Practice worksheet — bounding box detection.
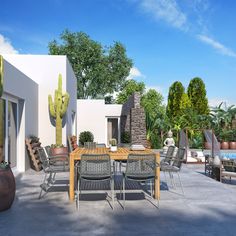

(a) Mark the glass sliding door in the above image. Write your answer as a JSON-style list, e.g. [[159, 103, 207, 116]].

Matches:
[[0, 99, 5, 162]]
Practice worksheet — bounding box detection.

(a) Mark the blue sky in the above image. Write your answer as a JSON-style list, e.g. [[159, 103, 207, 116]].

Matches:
[[0, 0, 236, 106]]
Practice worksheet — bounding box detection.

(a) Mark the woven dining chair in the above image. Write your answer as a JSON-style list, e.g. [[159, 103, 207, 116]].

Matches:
[[160, 145, 176, 168], [161, 147, 186, 195], [84, 142, 97, 149], [38, 147, 69, 199], [75, 154, 114, 209], [121, 153, 159, 209]]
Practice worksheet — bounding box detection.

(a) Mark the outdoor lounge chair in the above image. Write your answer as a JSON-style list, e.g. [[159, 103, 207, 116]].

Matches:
[[121, 153, 159, 209], [205, 154, 214, 176], [38, 147, 69, 199], [161, 147, 186, 195], [220, 160, 236, 183], [75, 154, 114, 209]]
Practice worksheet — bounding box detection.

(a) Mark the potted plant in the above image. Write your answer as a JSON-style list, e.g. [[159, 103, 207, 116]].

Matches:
[[121, 131, 131, 147], [109, 138, 117, 152], [0, 161, 15, 211], [220, 130, 230, 150], [79, 131, 94, 146], [48, 74, 70, 156], [229, 129, 236, 149]]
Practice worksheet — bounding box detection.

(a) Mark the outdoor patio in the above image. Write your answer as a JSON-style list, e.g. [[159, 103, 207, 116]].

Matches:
[[1, 163, 236, 236]]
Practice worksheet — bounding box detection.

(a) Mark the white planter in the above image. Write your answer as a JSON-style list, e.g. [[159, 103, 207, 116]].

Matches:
[[110, 146, 117, 152]]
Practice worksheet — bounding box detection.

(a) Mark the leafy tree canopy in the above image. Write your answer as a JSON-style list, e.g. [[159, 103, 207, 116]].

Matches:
[[166, 81, 185, 119], [141, 89, 165, 120], [116, 79, 145, 104], [48, 30, 133, 99], [187, 77, 209, 115], [179, 93, 191, 112]]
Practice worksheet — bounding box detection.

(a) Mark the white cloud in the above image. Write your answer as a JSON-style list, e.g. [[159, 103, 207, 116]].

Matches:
[[197, 34, 236, 58], [0, 34, 18, 54], [127, 67, 144, 80], [134, 1, 236, 58], [139, 0, 187, 30], [208, 98, 236, 108]]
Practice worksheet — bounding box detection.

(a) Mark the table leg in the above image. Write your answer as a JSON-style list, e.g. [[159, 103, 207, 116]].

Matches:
[[69, 155, 75, 201], [155, 153, 160, 200]]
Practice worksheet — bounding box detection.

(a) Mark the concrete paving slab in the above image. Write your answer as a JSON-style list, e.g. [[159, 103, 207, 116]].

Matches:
[[1, 164, 236, 236]]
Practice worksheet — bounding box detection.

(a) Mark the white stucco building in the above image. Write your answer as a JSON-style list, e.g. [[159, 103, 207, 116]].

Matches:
[[1, 55, 77, 172], [77, 100, 122, 146]]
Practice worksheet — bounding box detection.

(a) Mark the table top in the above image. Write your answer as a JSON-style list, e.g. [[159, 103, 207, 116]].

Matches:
[[70, 147, 157, 160]]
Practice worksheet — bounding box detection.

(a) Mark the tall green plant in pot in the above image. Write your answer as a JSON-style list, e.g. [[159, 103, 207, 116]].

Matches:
[[48, 74, 70, 155]]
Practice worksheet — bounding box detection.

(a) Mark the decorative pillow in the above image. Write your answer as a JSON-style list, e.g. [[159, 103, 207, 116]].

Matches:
[[213, 155, 221, 166]]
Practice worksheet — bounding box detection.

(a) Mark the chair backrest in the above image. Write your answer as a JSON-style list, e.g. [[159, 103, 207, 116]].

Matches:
[[96, 143, 106, 148], [163, 146, 176, 163], [37, 147, 50, 170], [172, 147, 186, 169], [44, 146, 51, 157], [67, 136, 73, 153], [80, 154, 111, 178], [84, 142, 96, 149], [125, 154, 156, 177]]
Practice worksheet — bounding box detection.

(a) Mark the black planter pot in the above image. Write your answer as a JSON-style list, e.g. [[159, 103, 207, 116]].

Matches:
[[0, 167, 15, 211]]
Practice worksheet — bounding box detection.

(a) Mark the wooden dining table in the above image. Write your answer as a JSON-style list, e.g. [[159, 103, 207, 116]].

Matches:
[[69, 147, 160, 201]]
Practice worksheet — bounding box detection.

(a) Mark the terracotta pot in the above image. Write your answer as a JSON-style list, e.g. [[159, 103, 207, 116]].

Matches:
[[204, 142, 211, 149], [0, 167, 15, 211], [50, 147, 68, 156], [204, 142, 221, 149], [221, 141, 229, 150], [71, 136, 77, 142], [229, 141, 236, 149], [72, 144, 78, 150]]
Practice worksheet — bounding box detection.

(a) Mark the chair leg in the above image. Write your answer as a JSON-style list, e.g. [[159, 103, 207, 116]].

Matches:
[[168, 172, 175, 188], [47, 172, 53, 184], [154, 178, 159, 208], [150, 179, 153, 197], [76, 178, 80, 210], [52, 173, 56, 183], [177, 172, 184, 196], [123, 176, 125, 210], [39, 173, 48, 199], [110, 178, 114, 210]]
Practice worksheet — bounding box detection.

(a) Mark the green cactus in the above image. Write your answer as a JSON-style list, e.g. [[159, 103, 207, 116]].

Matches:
[[48, 74, 70, 146], [0, 55, 3, 97], [109, 138, 117, 146]]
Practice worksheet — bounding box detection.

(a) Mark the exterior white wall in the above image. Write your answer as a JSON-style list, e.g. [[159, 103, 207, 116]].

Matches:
[[2, 54, 77, 172], [3, 59, 38, 171], [77, 100, 122, 144], [3, 55, 76, 147], [66, 59, 77, 137]]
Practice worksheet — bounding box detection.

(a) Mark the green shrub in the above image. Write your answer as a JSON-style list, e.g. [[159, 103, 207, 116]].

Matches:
[[121, 131, 131, 143], [79, 131, 94, 145], [150, 132, 162, 149]]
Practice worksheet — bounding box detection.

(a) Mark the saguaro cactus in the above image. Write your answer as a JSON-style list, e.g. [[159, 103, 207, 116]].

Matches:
[[48, 74, 70, 146], [0, 55, 3, 97]]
